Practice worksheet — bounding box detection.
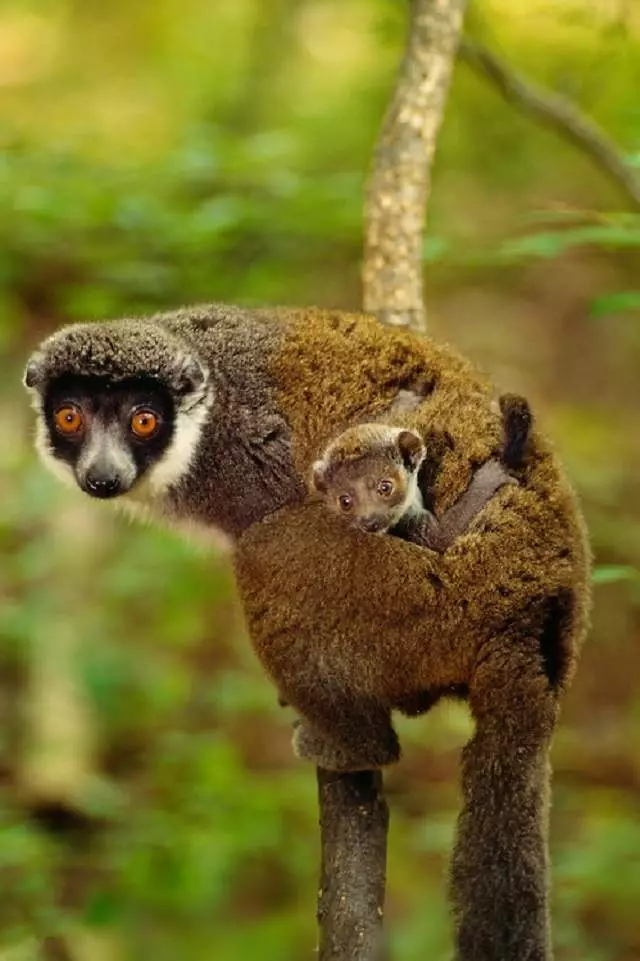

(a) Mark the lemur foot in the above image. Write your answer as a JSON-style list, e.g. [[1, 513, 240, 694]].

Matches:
[[292, 721, 400, 772], [473, 457, 518, 494]]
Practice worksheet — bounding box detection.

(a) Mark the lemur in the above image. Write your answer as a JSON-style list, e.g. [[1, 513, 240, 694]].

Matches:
[[23, 304, 591, 961], [310, 394, 531, 551]]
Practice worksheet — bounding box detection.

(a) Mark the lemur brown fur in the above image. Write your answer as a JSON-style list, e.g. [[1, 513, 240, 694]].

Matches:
[[237, 309, 591, 961], [24, 304, 591, 961]]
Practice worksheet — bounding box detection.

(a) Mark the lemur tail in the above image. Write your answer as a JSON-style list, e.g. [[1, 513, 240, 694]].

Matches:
[[499, 393, 533, 469]]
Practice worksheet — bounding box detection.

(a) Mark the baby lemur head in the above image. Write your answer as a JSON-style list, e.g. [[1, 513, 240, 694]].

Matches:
[[23, 319, 211, 500], [311, 423, 425, 534]]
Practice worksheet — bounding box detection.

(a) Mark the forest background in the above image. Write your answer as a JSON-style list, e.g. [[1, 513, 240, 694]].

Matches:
[[1, 1, 639, 959]]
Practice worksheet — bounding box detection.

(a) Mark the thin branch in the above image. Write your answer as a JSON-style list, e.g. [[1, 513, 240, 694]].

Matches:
[[363, 0, 468, 333], [317, 771, 389, 961], [459, 40, 640, 212]]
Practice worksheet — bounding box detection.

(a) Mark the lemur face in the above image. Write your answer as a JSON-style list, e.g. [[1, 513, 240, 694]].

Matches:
[[24, 322, 212, 504], [38, 374, 176, 499], [314, 458, 412, 534]]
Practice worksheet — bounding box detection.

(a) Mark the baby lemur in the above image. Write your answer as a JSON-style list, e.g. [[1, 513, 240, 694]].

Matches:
[[311, 394, 532, 552]]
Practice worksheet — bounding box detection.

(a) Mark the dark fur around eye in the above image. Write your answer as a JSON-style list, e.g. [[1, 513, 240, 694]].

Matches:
[[43, 374, 175, 473]]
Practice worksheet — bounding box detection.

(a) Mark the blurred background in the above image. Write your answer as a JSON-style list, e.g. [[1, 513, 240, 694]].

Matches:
[[1, 1, 639, 959]]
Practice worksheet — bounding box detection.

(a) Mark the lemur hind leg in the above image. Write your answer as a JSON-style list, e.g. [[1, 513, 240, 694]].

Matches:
[[292, 720, 399, 773], [289, 688, 400, 772], [450, 638, 559, 961]]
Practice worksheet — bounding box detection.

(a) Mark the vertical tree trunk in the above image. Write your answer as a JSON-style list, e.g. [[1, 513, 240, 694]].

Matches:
[[317, 2, 467, 959], [363, 0, 468, 333], [317, 771, 389, 961]]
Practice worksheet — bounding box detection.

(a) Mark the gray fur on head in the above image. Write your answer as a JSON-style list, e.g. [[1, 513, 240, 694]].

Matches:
[[23, 319, 208, 397]]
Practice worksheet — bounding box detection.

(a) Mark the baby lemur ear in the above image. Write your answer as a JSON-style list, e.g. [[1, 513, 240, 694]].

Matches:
[[311, 460, 328, 493], [397, 430, 426, 471]]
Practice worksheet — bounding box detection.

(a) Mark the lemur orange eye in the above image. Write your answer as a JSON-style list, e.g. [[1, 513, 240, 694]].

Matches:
[[130, 409, 159, 439], [338, 494, 353, 512], [54, 405, 84, 436], [377, 479, 394, 497]]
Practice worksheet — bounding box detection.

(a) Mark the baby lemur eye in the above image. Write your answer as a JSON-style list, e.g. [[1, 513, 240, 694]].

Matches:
[[338, 494, 353, 512], [377, 479, 394, 497], [130, 408, 160, 439], [54, 404, 84, 437]]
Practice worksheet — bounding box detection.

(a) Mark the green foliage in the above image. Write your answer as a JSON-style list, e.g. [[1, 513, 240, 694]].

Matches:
[[0, 130, 365, 324], [592, 565, 640, 585], [590, 290, 640, 317], [420, 212, 640, 273]]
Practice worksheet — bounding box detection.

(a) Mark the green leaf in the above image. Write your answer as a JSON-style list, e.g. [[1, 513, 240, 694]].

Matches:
[[83, 890, 122, 927], [589, 291, 640, 318], [422, 236, 451, 262], [496, 225, 640, 264], [497, 232, 567, 260], [592, 566, 640, 585]]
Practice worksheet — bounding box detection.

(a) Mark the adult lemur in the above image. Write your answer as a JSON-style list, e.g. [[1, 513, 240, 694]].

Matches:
[[24, 304, 591, 961]]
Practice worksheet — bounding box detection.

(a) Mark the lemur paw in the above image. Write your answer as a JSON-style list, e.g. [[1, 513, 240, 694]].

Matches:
[[292, 721, 400, 772], [475, 458, 518, 492]]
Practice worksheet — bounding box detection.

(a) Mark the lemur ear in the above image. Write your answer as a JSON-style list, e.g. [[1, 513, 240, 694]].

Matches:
[[23, 352, 45, 389], [176, 354, 208, 395], [397, 430, 426, 471], [311, 460, 328, 493]]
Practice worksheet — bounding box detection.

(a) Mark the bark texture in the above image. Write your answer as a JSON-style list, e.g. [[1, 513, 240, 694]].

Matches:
[[363, 0, 468, 333], [317, 771, 389, 961]]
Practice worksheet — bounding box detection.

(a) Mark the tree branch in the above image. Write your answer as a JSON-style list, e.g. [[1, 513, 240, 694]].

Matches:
[[317, 771, 389, 961], [316, 3, 467, 960], [363, 0, 468, 333], [459, 40, 640, 211]]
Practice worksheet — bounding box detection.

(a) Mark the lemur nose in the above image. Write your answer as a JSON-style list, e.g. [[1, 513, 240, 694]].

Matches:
[[361, 518, 384, 533], [85, 473, 121, 498]]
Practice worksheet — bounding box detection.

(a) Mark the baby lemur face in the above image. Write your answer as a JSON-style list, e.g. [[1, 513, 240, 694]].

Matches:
[[311, 425, 425, 534], [38, 374, 176, 499]]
